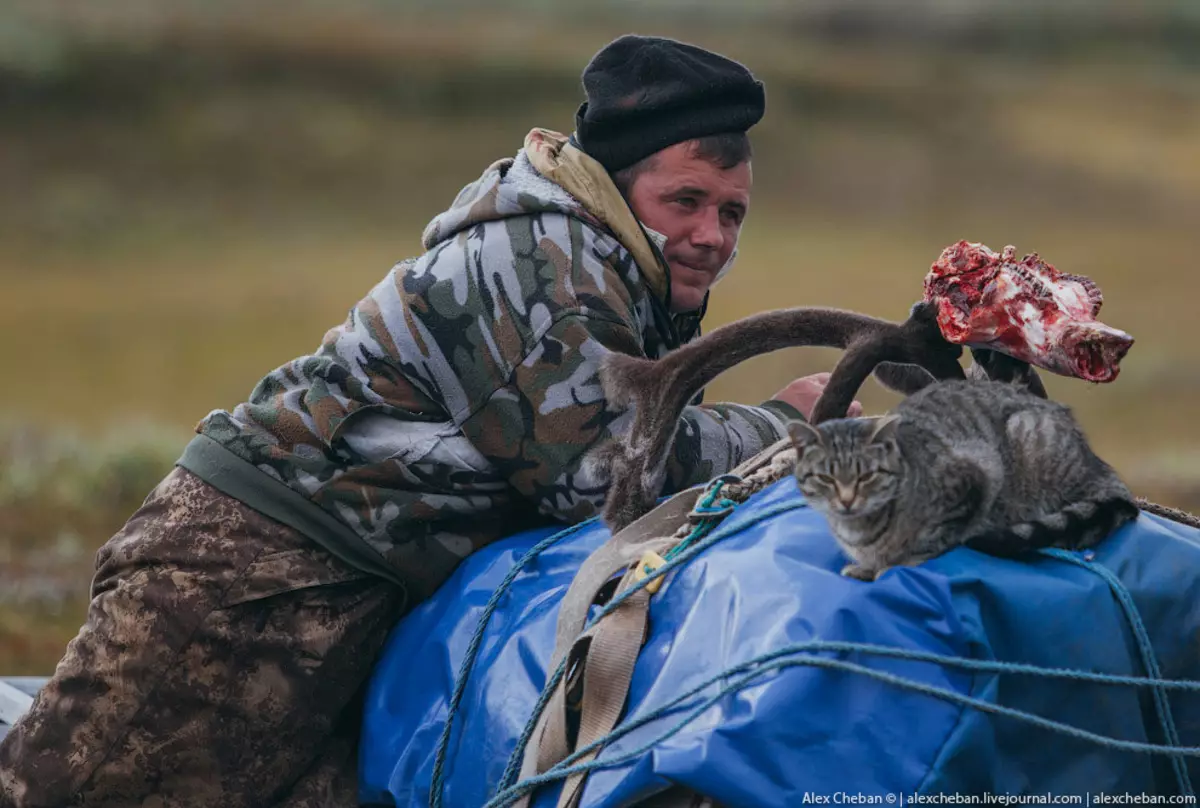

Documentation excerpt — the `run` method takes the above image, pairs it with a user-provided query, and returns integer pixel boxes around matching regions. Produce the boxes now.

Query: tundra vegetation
[3,0,1199,671]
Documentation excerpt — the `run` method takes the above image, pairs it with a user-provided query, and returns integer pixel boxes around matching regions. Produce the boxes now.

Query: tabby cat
[788,380,1137,581]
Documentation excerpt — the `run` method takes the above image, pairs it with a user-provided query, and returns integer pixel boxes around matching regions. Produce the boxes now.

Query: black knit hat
[574,35,766,173]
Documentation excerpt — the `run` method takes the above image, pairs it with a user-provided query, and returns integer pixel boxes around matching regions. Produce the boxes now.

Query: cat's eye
[860,471,879,483]
[815,474,835,485]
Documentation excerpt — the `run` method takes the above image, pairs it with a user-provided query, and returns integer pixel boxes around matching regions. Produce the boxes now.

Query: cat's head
[788,415,905,520]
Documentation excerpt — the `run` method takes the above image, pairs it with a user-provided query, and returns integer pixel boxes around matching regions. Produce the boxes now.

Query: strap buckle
[631,550,668,594]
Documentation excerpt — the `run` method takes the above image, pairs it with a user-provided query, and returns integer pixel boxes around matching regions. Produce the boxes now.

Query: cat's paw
[840,563,878,582]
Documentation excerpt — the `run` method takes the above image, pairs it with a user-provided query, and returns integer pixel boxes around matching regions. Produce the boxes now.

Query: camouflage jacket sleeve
[455,311,638,523]
[659,401,796,494]
[455,312,796,522]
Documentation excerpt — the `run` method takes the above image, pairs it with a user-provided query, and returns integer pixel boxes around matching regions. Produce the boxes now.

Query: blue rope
[494,657,567,791]
[487,548,1200,805]
[1041,548,1195,797]
[435,485,1199,807]
[484,643,1200,808]
[593,503,804,630]
[686,476,741,520]
[658,480,738,566]
[428,519,597,808]
[484,480,749,793]
[543,647,1200,779]
[493,497,807,794]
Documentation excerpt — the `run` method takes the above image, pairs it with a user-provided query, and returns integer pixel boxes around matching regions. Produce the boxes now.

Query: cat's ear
[866,414,901,444]
[788,419,823,448]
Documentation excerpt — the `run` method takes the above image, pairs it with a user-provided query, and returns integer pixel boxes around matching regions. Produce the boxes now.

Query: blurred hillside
[2,0,1199,671]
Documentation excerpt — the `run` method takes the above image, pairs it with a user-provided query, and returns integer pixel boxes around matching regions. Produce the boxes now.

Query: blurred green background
[3,0,1199,672]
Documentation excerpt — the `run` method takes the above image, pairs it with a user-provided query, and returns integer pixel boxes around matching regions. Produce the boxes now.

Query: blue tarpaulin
[360,477,1200,806]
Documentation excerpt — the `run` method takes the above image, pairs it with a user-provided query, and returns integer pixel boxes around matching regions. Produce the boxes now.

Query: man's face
[624,141,752,313]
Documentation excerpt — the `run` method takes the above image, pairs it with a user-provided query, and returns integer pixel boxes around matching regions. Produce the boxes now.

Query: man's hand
[771,372,863,421]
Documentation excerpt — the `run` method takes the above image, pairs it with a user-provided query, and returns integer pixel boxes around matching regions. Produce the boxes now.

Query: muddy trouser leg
[0,467,408,808]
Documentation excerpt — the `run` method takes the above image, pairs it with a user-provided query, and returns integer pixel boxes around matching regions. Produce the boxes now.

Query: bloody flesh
[923,241,1134,382]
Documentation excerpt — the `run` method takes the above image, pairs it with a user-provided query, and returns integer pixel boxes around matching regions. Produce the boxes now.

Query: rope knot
[687,475,743,523]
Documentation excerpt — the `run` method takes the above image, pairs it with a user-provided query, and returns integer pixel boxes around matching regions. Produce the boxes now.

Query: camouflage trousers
[0,467,408,808]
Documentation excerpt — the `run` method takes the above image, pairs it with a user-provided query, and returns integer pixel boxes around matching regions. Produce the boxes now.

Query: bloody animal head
[923,241,1133,382]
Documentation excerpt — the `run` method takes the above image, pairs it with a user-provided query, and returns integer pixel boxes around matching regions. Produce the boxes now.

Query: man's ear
[866,414,901,444]
[788,419,823,449]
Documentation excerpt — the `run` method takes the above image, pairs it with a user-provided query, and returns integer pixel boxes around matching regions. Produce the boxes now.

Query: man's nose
[690,207,724,251]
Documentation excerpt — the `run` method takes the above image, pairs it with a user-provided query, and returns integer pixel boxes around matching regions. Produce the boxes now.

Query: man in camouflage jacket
[0,35,847,807]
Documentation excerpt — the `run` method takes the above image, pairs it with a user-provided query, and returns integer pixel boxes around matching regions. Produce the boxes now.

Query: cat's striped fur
[789,380,1137,581]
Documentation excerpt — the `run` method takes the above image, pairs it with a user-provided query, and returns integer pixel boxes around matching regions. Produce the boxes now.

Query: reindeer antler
[597,302,972,531]
[808,302,966,422]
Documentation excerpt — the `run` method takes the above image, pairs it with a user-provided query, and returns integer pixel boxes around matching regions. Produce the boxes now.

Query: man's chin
[668,267,715,313]
[669,287,708,313]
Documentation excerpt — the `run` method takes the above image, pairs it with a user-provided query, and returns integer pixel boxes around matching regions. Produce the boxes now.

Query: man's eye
[674,197,698,209]
[722,209,743,225]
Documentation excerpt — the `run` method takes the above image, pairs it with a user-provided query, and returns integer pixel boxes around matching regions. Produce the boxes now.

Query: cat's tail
[966,496,1140,557]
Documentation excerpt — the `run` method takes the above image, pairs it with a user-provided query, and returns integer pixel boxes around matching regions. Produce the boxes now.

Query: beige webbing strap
[555,583,652,808]
[516,437,798,807]
[546,435,790,675]
[549,487,706,674]
[510,490,700,808]
[511,564,656,808]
